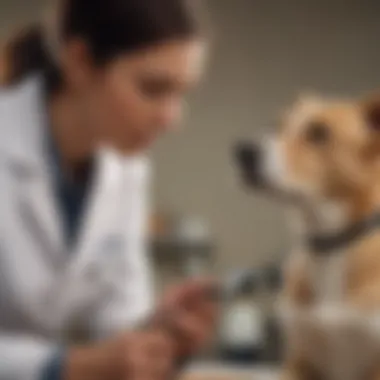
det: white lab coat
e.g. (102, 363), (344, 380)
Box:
(0, 76), (154, 380)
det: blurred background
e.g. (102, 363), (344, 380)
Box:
(2, 0), (380, 371)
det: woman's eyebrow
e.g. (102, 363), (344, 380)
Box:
(139, 73), (194, 90)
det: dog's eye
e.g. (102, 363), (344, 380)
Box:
(305, 122), (330, 145)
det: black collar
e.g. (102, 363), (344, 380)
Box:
(307, 212), (380, 255)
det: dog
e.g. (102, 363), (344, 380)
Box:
(234, 93), (380, 380)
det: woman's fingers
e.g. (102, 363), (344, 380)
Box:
(154, 277), (221, 356)
(196, 297), (220, 325)
(161, 278), (219, 310)
(124, 330), (174, 380)
(166, 309), (215, 354)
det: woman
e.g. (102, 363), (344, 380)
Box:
(0, 1), (217, 379)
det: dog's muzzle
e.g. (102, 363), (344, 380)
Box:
(234, 141), (265, 187)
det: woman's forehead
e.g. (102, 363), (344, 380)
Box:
(115, 40), (207, 78)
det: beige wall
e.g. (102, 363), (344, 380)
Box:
(2, 0), (380, 273)
(154, 0), (380, 273)
(0, 0), (47, 34)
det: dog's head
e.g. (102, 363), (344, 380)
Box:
(235, 94), (380, 204)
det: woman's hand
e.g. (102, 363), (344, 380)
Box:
(65, 328), (175, 380)
(153, 278), (220, 357)
(64, 278), (219, 380)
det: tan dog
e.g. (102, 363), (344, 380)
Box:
(235, 94), (380, 380)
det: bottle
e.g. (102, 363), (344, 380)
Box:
(177, 215), (212, 278)
(219, 273), (266, 364)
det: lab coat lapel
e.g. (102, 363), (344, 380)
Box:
(6, 77), (124, 270)
(49, 148), (125, 328)
(7, 76), (65, 268)
(69, 147), (125, 274)
(53, 150), (151, 336)
(15, 170), (65, 268)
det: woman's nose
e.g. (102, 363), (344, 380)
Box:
(156, 100), (184, 132)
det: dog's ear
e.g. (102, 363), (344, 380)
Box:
(286, 93), (324, 124)
(296, 92), (323, 108)
(292, 93), (325, 116)
(362, 94), (380, 131)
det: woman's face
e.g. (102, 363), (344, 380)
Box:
(71, 39), (207, 154)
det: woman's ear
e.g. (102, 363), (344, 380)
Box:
(362, 93), (380, 131)
(61, 38), (95, 90)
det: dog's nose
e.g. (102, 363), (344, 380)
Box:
(234, 142), (260, 170)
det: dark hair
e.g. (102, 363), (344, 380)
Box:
(1, 0), (205, 90)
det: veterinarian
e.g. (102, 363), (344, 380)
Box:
(0, 1), (217, 380)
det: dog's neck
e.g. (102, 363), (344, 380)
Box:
(289, 187), (380, 252)
(290, 200), (348, 240)
(287, 188), (380, 301)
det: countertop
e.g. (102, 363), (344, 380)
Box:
(181, 362), (280, 380)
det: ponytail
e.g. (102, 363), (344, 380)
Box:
(0, 23), (54, 87)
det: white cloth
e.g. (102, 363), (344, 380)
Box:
(0, 76), (154, 380)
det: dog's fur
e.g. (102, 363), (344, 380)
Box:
(236, 94), (380, 380)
